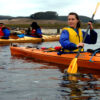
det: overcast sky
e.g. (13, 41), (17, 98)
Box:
(0, 0), (100, 19)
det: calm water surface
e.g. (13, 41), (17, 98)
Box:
(0, 29), (100, 100)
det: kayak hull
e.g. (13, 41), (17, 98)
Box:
(43, 35), (60, 42)
(0, 35), (60, 44)
(10, 47), (100, 70)
(0, 38), (42, 44)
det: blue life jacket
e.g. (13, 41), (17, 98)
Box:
(37, 29), (42, 34)
(3, 28), (10, 37)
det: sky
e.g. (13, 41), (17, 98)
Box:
(0, 0), (100, 19)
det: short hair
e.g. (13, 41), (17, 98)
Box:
(31, 22), (40, 29)
(0, 23), (4, 25)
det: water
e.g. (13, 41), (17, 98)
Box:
(0, 29), (100, 100)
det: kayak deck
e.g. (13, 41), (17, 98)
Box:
(10, 46), (100, 70)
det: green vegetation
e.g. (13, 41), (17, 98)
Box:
(93, 23), (100, 29)
(6, 24), (30, 28)
(6, 23), (100, 29)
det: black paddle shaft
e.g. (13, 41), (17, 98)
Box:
(76, 14), (95, 58)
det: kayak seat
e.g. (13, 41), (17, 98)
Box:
(57, 48), (85, 55)
(26, 46), (33, 48)
(26, 46), (39, 49)
(87, 48), (100, 56)
(87, 48), (100, 53)
(11, 43), (18, 47)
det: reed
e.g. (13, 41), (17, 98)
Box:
(6, 23), (100, 29)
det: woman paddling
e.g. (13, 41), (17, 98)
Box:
(59, 12), (97, 53)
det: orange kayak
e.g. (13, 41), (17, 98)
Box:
(10, 46), (100, 70)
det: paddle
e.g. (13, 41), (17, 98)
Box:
(66, 2), (100, 74)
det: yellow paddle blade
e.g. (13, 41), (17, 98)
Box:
(68, 75), (77, 81)
(93, 2), (100, 15)
(67, 58), (78, 74)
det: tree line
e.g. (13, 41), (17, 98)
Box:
(30, 11), (91, 23)
(0, 11), (100, 23)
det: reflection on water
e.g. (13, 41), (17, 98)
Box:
(0, 29), (100, 100)
(59, 72), (100, 100)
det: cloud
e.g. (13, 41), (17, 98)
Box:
(0, 0), (100, 19)
(0, 0), (36, 16)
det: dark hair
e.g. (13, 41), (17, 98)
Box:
(68, 12), (81, 29)
(31, 22), (40, 29)
(0, 23), (4, 25)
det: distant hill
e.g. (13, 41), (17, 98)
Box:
(0, 15), (29, 21)
(0, 15), (13, 20)
(79, 16), (91, 23)
(95, 19), (100, 23)
(58, 15), (91, 23)
(0, 11), (100, 23)
(0, 15), (99, 24)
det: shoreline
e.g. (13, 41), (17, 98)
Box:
(0, 19), (100, 29)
